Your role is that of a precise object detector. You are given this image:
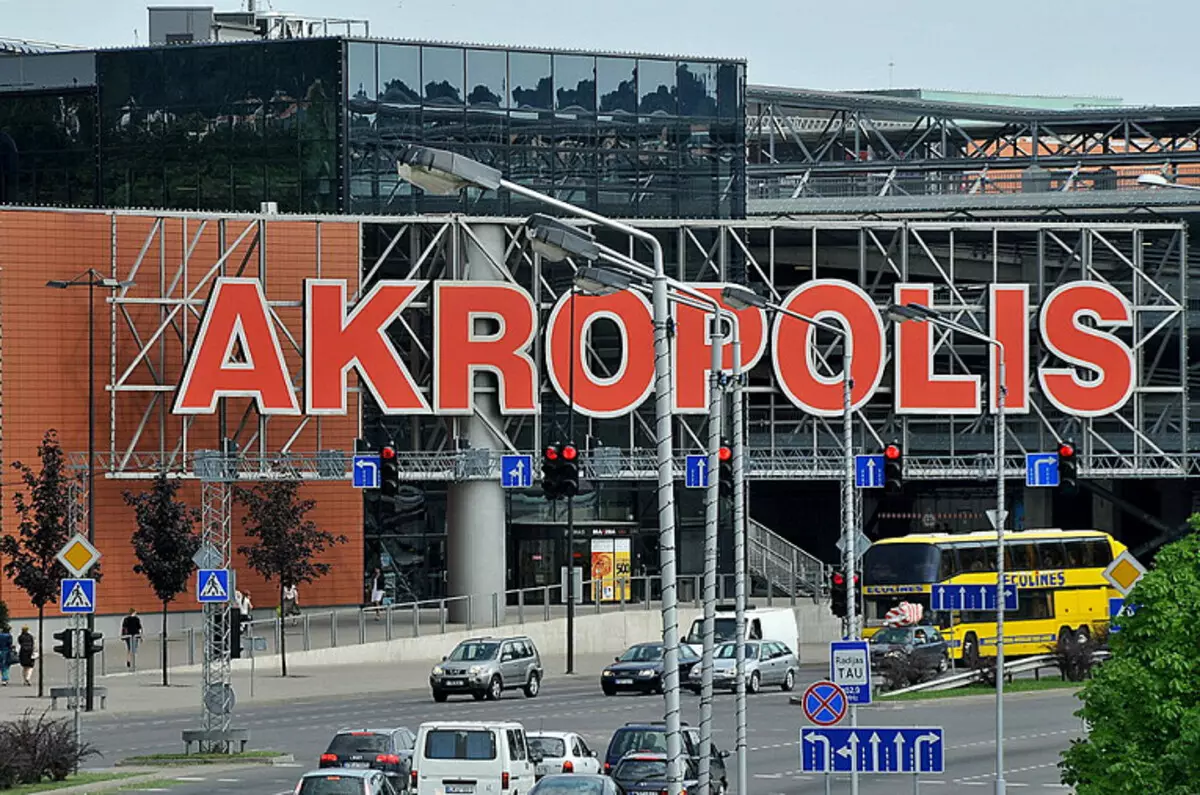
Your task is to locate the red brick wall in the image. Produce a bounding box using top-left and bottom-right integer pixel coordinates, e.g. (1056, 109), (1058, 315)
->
(0, 210), (365, 618)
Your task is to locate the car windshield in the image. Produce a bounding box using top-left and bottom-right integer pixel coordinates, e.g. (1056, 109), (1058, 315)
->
(531, 777), (608, 795)
(298, 775), (366, 795)
(326, 733), (388, 755)
(715, 643), (757, 660)
(619, 645), (663, 662)
(871, 628), (912, 644)
(528, 737), (566, 758)
(424, 730), (497, 760)
(685, 617), (737, 644)
(610, 730), (667, 758)
(447, 642), (499, 662)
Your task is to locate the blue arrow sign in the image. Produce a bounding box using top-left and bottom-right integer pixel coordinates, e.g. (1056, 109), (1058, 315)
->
(855, 455), (885, 488)
(501, 454), (533, 489)
(931, 583), (1018, 612)
(801, 727), (944, 774)
(685, 454), (709, 489)
(1025, 453), (1060, 487)
(60, 578), (95, 614)
(197, 569), (231, 603)
(352, 454), (381, 488)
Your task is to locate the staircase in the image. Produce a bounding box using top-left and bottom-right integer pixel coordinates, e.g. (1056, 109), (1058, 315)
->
(747, 519), (828, 599)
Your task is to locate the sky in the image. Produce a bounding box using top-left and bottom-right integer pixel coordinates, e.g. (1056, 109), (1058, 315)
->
(2, 0), (1197, 106)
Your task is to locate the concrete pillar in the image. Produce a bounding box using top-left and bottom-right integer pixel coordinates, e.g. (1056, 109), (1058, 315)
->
(1092, 480), (1117, 535)
(445, 223), (508, 624)
(1023, 486), (1053, 529)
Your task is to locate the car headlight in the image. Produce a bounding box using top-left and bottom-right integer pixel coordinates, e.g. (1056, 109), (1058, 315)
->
(602, 670), (614, 677)
(469, 665), (484, 675)
(885, 650), (903, 658)
(432, 666), (444, 676)
(637, 669), (656, 678)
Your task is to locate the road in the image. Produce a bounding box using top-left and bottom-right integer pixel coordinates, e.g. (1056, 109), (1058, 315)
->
(82, 673), (1082, 794)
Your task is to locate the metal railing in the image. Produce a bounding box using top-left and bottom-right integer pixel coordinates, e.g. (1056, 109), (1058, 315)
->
(747, 519), (828, 599)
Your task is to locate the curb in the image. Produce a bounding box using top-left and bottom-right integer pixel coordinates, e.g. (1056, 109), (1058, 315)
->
(113, 754), (295, 768)
(35, 759), (295, 794)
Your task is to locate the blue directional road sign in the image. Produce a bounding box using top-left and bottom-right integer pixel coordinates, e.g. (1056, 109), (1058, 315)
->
(501, 454), (533, 489)
(352, 454), (381, 489)
(801, 681), (847, 726)
(830, 640), (872, 706)
(1109, 597), (1138, 633)
(855, 455), (885, 488)
(684, 454), (710, 489)
(197, 569), (231, 604)
(1025, 453), (1060, 487)
(801, 727), (944, 774)
(931, 583), (1018, 611)
(60, 578), (96, 614)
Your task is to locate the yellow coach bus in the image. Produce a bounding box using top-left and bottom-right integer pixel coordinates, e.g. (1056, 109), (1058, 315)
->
(860, 528), (1128, 663)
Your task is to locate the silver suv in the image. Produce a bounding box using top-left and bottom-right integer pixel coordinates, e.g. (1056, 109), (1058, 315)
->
(430, 636), (544, 702)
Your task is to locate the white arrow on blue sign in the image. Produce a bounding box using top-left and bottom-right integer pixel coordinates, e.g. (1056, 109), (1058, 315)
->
(1025, 453), (1060, 487)
(352, 455), (381, 489)
(854, 455), (885, 488)
(801, 727), (944, 774)
(500, 455), (533, 489)
(931, 583), (1018, 612)
(685, 455), (709, 489)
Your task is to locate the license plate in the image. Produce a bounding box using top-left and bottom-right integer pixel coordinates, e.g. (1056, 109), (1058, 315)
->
(616, 678), (633, 685)
(445, 786), (475, 794)
(345, 762), (370, 769)
(443, 679), (465, 686)
(535, 765), (549, 776)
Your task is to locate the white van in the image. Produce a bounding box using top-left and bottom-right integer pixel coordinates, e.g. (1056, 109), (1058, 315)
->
(412, 721), (537, 795)
(684, 606), (800, 659)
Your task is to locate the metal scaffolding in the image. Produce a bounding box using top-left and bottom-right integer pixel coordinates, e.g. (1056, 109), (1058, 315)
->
(196, 450), (235, 750)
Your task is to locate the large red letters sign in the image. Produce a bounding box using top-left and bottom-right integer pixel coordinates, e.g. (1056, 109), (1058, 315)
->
(173, 277), (1138, 418)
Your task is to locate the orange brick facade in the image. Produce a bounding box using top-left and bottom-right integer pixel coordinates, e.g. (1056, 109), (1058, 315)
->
(0, 209), (365, 619)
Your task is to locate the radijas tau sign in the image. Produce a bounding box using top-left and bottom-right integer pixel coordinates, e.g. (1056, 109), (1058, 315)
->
(173, 277), (1138, 419)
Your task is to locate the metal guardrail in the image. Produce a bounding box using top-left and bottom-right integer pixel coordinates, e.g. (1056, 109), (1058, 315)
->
(878, 650), (1110, 698)
(747, 519), (828, 599)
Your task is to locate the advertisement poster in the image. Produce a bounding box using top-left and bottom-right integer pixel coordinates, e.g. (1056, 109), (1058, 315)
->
(591, 536), (632, 602)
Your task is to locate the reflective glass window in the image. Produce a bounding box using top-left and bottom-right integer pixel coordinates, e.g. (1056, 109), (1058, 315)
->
(509, 51), (552, 110)
(597, 57), (636, 115)
(422, 46), (463, 105)
(554, 54), (595, 112)
(678, 62), (718, 117)
(717, 63), (743, 119)
(638, 59), (676, 116)
(378, 44), (421, 105)
(466, 49), (506, 108)
(347, 41), (377, 102)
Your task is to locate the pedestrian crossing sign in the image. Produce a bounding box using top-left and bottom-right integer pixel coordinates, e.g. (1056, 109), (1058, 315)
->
(197, 569), (231, 603)
(60, 578), (96, 614)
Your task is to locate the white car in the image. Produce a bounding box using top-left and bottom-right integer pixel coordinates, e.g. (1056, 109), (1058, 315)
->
(527, 731), (601, 778)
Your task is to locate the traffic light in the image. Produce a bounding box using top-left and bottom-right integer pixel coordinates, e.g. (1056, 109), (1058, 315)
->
(1058, 441), (1077, 490)
(380, 446), (399, 498)
(719, 442), (733, 491)
(230, 607), (243, 659)
(52, 629), (77, 659)
(542, 444), (562, 500)
(883, 443), (904, 495)
(559, 443), (580, 497)
(82, 628), (103, 657)
(830, 572), (847, 618)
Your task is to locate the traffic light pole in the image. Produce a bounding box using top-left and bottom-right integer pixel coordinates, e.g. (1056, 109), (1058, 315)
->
(70, 617), (84, 764)
(566, 288), (577, 676)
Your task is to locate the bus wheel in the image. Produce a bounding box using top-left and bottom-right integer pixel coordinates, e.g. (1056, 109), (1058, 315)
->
(963, 634), (980, 668)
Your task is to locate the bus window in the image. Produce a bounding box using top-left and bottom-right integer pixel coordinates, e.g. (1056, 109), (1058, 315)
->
(957, 544), (996, 573)
(1016, 590), (1053, 620)
(1035, 541), (1066, 570)
(1076, 539), (1113, 568)
(1004, 542), (1035, 572)
(862, 543), (941, 585)
(938, 547), (961, 579)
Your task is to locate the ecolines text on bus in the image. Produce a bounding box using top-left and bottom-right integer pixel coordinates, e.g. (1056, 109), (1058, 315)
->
(172, 277), (1136, 419)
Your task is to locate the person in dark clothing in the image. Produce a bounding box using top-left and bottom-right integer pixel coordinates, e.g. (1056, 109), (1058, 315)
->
(121, 609), (143, 668)
(0, 625), (13, 685)
(16, 626), (34, 686)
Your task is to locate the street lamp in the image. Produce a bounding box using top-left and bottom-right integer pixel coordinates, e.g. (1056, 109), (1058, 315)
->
(46, 270), (134, 713)
(886, 301), (1008, 795)
(1136, 172), (1200, 192)
(396, 144), (686, 795)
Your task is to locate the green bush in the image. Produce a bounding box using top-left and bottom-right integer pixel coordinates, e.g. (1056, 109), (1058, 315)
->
(0, 710), (97, 789)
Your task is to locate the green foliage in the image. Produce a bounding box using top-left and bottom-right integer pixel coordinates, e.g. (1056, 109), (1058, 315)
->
(124, 474), (200, 605)
(0, 709), (98, 788)
(1059, 525), (1200, 794)
(0, 431), (72, 610)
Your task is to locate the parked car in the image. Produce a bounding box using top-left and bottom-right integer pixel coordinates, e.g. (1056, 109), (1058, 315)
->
(610, 753), (700, 795)
(411, 721), (539, 795)
(687, 640), (800, 694)
(600, 642), (701, 695)
(430, 636), (543, 702)
(319, 728), (415, 789)
(869, 625), (951, 685)
(603, 721), (728, 792)
(294, 768), (399, 795)
(529, 774), (620, 795)
(527, 731), (602, 777)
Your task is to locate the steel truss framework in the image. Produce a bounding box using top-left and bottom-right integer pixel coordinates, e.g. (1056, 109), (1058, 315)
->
(86, 209), (1189, 481)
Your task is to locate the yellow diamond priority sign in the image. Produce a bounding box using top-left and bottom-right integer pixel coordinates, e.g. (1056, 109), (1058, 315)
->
(56, 533), (101, 578)
(1103, 549), (1146, 597)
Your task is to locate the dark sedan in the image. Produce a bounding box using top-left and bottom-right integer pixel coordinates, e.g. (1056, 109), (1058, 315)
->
(601, 642), (701, 695)
(610, 753), (700, 795)
(319, 727), (414, 788)
(869, 625), (951, 687)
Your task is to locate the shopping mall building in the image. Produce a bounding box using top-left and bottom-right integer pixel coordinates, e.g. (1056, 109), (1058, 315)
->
(0, 9), (1193, 618)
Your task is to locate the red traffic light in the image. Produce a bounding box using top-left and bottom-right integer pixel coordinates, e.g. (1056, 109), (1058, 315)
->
(1058, 443), (1074, 458)
(544, 446), (559, 461)
(562, 445), (578, 461)
(884, 444), (901, 460)
(718, 446), (732, 461)
(832, 573), (845, 585)
(381, 446), (396, 460)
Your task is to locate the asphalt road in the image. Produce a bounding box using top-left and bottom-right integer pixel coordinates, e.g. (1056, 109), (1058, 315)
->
(85, 671), (1083, 794)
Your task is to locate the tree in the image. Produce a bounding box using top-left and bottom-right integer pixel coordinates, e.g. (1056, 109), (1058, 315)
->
(1059, 522), (1200, 795)
(123, 473), (201, 687)
(235, 479), (346, 677)
(0, 430), (73, 697)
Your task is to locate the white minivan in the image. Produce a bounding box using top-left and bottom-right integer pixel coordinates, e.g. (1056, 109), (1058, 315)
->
(684, 606), (800, 659)
(412, 721), (538, 795)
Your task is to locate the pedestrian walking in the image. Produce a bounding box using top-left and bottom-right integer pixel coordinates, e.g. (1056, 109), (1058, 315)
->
(121, 608), (143, 669)
(282, 583), (300, 626)
(16, 626), (35, 686)
(369, 568), (385, 621)
(0, 624), (14, 686)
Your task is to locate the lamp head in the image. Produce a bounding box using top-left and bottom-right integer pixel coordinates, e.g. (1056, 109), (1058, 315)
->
(525, 214), (601, 263)
(885, 302), (937, 324)
(395, 144), (501, 195)
(574, 266), (633, 296)
(721, 284), (767, 311)
(1136, 173), (1171, 188)
(45, 280), (70, 289)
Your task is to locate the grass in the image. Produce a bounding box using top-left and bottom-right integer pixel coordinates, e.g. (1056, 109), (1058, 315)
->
(881, 676), (1082, 701)
(114, 779), (187, 792)
(3, 772), (140, 794)
(117, 751), (281, 766)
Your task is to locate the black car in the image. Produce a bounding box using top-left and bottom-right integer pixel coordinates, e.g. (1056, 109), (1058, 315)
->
(869, 625), (951, 686)
(610, 753), (700, 795)
(319, 727), (415, 788)
(601, 642), (701, 695)
(603, 721), (728, 793)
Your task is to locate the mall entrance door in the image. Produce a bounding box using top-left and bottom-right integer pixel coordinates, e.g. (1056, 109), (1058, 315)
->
(509, 522), (640, 605)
